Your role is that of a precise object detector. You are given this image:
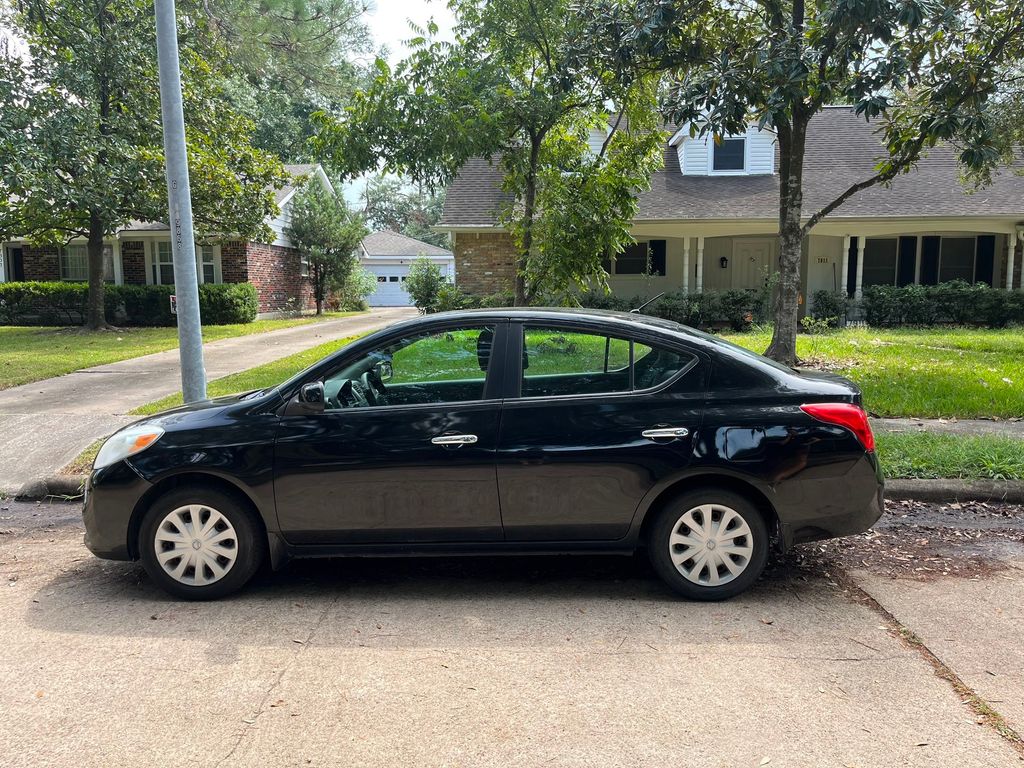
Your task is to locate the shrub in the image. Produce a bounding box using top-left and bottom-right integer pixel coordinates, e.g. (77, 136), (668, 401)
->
(810, 290), (848, 327)
(718, 289), (755, 331)
(106, 284), (175, 326)
(404, 258), (447, 312)
(477, 290), (516, 308)
(0, 281), (261, 326)
(198, 283), (258, 324)
(576, 289), (633, 312)
(432, 283), (475, 313)
(331, 265), (377, 311)
(0, 283), (41, 324)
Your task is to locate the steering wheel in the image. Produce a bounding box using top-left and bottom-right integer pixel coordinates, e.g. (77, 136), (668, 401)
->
(363, 368), (388, 406)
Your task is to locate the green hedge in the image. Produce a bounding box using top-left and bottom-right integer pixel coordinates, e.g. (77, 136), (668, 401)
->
(0, 281), (259, 326)
(861, 281), (1024, 328)
(576, 288), (770, 331)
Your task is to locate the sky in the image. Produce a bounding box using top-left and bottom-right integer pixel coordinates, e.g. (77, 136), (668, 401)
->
(365, 0), (457, 63)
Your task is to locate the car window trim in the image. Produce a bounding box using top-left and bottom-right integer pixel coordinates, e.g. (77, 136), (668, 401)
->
(506, 320), (704, 403)
(280, 319), (511, 410)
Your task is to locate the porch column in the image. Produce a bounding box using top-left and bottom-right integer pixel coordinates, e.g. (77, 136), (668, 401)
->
(682, 238), (690, 294)
(840, 235), (850, 295)
(1007, 237), (1017, 290)
(854, 236), (866, 300)
(696, 236), (705, 293)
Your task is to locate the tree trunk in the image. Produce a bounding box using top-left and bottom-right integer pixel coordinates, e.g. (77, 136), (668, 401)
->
(85, 210), (108, 330)
(765, 116), (808, 366)
(515, 135), (542, 306)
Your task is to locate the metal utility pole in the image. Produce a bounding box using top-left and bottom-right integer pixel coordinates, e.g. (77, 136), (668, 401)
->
(154, 0), (207, 402)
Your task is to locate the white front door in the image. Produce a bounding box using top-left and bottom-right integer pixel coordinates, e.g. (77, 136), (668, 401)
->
(731, 239), (774, 290)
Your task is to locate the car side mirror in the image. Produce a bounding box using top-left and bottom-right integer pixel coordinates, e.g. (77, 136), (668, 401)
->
(300, 382), (324, 405)
(375, 360), (393, 382)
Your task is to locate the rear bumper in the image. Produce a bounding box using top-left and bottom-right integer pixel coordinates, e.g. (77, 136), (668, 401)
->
(82, 461), (152, 561)
(779, 453), (884, 549)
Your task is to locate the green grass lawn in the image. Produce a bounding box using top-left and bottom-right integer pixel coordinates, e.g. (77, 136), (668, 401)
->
(876, 433), (1024, 481)
(723, 327), (1024, 419)
(0, 312), (361, 390)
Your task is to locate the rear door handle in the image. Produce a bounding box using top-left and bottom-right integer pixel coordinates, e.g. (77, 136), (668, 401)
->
(641, 427), (690, 440)
(431, 434), (478, 445)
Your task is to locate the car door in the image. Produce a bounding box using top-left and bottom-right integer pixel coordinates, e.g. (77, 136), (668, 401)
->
(273, 321), (508, 545)
(496, 321), (706, 541)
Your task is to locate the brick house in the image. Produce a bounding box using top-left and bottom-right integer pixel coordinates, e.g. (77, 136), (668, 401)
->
(438, 107), (1024, 308)
(0, 164), (333, 316)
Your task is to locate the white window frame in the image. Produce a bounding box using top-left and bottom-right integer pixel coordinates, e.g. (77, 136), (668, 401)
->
(150, 240), (222, 285)
(60, 243), (114, 282)
(300, 252), (310, 277)
(708, 135), (748, 176)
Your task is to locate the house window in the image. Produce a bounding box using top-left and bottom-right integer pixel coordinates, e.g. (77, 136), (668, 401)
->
(199, 245), (217, 284)
(939, 238), (975, 283)
(376, 275), (387, 283)
(300, 253), (309, 277)
(389, 276), (399, 282)
(607, 242), (667, 277)
(153, 242), (220, 285)
(712, 138), (745, 172)
(862, 238), (898, 287)
(60, 244), (113, 282)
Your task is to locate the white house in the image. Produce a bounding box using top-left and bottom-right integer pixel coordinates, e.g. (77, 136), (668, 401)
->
(358, 230), (455, 306)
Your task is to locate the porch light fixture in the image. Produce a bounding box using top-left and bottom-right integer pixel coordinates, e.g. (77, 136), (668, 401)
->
(719, 256), (729, 269)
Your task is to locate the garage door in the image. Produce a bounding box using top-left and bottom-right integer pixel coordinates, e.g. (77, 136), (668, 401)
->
(367, 266), (411, 306)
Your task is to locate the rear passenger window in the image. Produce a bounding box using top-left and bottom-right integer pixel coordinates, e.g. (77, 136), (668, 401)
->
(521, 327), (695, 398)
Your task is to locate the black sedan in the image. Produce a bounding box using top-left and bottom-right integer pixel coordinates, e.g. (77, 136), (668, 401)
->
(83, 308), (883, 600)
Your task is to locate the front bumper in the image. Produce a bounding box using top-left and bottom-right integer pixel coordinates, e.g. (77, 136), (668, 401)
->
(82, 461), (153, 561)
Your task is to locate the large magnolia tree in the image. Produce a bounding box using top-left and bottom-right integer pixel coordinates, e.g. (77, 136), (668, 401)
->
(314, 0), (666, 305)
(593, 0), (1024, 363)
(0, 0), (286, 329)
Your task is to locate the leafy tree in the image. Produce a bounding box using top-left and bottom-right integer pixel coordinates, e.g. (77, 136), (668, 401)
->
(594, 0), (1024, 363)
(285, 178), (367, 314)
(314, 0), (665, 305)
(403, 257), (447, 313)
(362, 175), (449, 248)
(332, 262), (377, 310)
(191, 0), (372, 160)
(0, 0), (286, 329)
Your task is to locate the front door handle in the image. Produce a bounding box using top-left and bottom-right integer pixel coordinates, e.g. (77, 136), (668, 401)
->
(431, 434), (479, 446)
(641, 427), (690, 440)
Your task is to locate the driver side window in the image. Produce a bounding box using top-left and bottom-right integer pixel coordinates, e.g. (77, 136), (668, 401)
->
(323, 325), (496, 410)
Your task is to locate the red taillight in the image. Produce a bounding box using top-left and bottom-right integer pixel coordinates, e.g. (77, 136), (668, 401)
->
(800, 402), (875, 452)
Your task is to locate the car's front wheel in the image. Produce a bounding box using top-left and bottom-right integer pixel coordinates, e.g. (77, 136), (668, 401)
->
(138, 486), (265, 600)
(648, 488), (769, 600)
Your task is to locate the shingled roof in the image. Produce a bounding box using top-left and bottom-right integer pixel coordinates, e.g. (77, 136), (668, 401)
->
(438, 106), (1024, 227)
(360, 229), (453, 258)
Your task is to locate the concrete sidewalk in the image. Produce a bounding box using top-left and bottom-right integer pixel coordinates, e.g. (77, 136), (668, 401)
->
(0, 307), (415, 495)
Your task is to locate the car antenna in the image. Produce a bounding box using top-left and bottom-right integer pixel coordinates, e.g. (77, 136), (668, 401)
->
(630, 292), (666, 314)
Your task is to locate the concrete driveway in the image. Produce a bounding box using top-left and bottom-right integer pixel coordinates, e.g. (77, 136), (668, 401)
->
(0, 308), (416, 495)
(0, 499), (1021, 767)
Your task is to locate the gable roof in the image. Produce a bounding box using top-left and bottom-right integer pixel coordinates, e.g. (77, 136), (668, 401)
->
(360, 230), (453, 258)
(438, 107), (1024, 227)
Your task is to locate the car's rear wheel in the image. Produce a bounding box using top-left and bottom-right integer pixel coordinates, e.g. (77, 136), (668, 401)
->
(648, 488), (769, 600)
(138, 486), (265, 600)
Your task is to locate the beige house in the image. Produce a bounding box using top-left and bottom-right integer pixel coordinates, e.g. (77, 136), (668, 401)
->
(438, 107), (1024, 308)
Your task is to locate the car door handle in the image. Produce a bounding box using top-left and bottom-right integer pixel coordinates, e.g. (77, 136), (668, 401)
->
(430, 434), (479, 445)
(641, 427), (690, 440)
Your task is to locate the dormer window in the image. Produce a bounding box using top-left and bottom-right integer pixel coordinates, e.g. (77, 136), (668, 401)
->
(713, 138), (745, 172)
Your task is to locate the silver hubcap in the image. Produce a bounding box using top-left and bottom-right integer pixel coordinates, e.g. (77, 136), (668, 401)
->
(669, 504), (754, 587)
(154, 505), (238, 587)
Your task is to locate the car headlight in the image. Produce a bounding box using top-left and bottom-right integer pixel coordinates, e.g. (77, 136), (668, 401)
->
(94, 424), (165, 470)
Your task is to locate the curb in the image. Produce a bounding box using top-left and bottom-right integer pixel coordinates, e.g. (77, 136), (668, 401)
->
(14, 475), (86, 501)
(885, 479), (1024, 504)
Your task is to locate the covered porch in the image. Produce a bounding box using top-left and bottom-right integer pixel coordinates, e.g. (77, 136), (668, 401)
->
(609, 218), (1022, 309)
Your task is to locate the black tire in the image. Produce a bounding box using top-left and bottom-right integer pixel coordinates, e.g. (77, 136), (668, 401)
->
(138, 485), (266, 600)
(648, 488), (769, 601)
